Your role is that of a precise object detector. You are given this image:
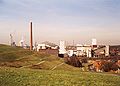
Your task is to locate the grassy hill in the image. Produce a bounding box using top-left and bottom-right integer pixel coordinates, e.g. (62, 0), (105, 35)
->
(0, 44), (120, 86)
(0, 44), (79, 71)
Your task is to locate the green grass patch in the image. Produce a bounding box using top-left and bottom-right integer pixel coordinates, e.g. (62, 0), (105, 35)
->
(0, 50), (33, 62)
(0, 44), (23, 53)
(0, 67), (120, 86)
(0, 44), (120, 86)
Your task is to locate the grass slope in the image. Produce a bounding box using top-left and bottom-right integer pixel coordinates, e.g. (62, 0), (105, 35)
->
(0, 67), (120, 86)
(0, 44), (33, 61)
(0, 44), (79, 71)
(0, 44), (120, 86)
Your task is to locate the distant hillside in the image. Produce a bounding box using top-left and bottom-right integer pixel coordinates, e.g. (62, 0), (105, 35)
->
(0, 44), (79, 71)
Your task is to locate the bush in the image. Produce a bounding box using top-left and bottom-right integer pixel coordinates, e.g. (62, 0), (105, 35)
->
(80, 58), (88, 63)
(64, 57), (82, 67)
(101, 61), (119, 72)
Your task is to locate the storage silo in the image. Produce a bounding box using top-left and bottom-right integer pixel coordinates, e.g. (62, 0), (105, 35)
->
(92, 38), (97, 48)
(58, 40), (66, 57)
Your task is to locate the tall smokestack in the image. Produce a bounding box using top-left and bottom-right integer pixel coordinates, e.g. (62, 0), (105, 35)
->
(30, 22), (33, 50)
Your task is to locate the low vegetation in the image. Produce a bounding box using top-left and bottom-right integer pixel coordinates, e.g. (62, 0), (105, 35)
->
(0, 44), (79, 71)
(0, 44), (120, 86)
(0, 67), (120, 86)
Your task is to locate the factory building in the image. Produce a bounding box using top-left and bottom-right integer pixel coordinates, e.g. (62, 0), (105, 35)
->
(58, 41), (92, 57)
(65, 45), (91, 57)
(93, 45), (120, 57)
(66, 46), (77, 57)
(76, 44), (92, 57)
(36, 41), (59, 56)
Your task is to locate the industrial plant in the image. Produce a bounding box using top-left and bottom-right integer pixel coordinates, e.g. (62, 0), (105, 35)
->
(9, 22), (120, 59)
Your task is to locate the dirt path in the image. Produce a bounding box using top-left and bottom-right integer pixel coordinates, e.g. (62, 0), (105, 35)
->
(21, 61), (45, 68)
(51, 63), (64, 70)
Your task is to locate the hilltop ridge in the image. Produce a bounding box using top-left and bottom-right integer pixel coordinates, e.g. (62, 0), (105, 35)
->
(0, 44), (79, 71)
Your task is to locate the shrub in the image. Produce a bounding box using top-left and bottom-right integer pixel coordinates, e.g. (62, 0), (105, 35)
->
(64, 57), (82, 67)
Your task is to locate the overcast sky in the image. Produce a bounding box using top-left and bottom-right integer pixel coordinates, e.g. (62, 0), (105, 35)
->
(0, 0), (120, 45)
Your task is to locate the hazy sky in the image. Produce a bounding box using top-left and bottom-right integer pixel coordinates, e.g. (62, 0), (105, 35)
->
(0, 0), (120, 45)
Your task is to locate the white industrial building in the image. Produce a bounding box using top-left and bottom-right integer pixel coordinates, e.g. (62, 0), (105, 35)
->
(19, 38), (28, 49)
(92, 38), (97, 49)
(65, 44), (91, 57)
(19, 39), (24, 47)
(76, 44), (92, 57)
(37, 44), (46, 51)
(59, 40), (66, 54)
(92, 39), (97, 45)
(67, 49), (77, 57)
(58, 40), (92, 57)
(36, 41), (58, 51)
